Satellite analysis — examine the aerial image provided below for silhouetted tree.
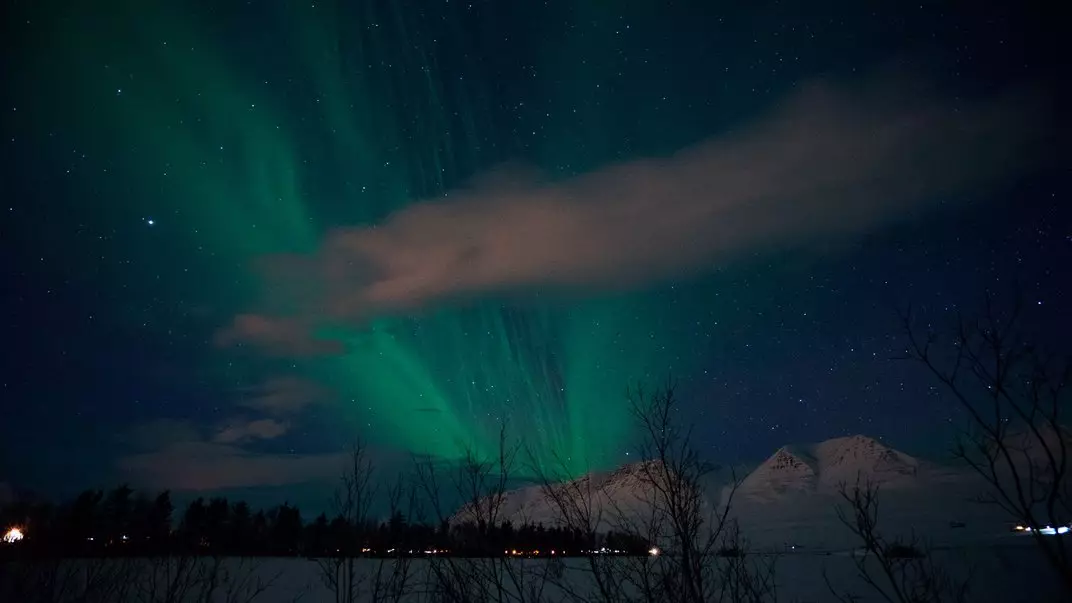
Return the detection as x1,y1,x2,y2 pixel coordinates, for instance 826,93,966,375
206,496,231,552
147,490,173,548
271,503,304,556
825,478,971,603
102,484,133,544
902,294,1072,594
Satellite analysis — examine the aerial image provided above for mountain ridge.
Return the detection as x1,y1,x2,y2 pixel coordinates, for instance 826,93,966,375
451,434,956,527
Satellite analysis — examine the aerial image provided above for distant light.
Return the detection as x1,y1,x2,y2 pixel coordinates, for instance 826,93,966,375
1059,527,1070,535
3,527,24,543
649,546,660,557
146,218,155,226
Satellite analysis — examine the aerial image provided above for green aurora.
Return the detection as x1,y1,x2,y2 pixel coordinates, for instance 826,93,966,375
18,1,724,476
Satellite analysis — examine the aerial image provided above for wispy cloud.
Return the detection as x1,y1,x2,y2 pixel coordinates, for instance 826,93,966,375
212,418,290,444
236,376,331,416
218,72,1050,353
118,419,345,491
117,376,342,490
215,314,342,357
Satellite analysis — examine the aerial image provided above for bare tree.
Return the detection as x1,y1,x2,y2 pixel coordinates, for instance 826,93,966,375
415,424,556,603
1,556,137,603
134,553,287,603
900,294,1071,593
528,448,627,603
627,378,775,603
136,553,204,603
531,378,777,603
318,441,415,603
826,478,971,603
198,556,286,603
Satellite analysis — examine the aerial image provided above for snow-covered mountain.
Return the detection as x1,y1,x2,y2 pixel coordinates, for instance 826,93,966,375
736,435,923,502
448,434,985,547
451,460,669,530
734,446,819,501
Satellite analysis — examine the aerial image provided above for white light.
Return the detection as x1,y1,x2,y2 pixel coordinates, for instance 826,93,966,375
1059,526,1070,535
649,547,660,557
3,527,24,543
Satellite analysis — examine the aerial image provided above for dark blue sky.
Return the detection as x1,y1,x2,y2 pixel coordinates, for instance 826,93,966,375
0,0,1066,506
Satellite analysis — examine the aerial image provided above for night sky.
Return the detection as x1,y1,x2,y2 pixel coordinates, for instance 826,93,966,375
0,1,1066,504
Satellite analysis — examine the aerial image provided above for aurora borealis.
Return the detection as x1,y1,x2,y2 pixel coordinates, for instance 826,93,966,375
1,1,1066,499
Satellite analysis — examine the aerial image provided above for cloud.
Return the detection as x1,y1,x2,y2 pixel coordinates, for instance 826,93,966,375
237,376,331,416
215,314,343,357
221,72,1050,350
122,418,203,448
119,441,345,491
118,420,345,491
212,418,290,444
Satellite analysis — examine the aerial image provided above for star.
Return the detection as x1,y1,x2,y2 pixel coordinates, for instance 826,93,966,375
145,218,155,226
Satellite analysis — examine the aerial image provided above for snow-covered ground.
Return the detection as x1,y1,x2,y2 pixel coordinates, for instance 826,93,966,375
1,544,1059,603
5,435,1061,601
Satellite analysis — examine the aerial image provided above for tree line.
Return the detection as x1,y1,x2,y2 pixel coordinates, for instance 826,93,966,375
0,486,651,559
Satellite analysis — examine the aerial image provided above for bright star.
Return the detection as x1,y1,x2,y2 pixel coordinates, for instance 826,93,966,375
146,218,155,226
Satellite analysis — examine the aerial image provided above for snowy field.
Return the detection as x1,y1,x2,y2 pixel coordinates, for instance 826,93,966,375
1,540,1061,603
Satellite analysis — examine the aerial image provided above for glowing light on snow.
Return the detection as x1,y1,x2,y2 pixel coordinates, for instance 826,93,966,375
3,527,24,543
1018,524,1070,536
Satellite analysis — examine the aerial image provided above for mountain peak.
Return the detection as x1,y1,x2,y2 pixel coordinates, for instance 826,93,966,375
737,435,921,502
813,434,919,485
736,446,819,501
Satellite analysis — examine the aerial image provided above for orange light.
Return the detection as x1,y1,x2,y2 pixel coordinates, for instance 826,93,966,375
3,527,24,543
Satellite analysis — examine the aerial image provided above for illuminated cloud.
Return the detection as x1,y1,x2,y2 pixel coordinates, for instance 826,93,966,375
215,314,343,356
236,376,331,416
213,418,290,444
225,72,1050,343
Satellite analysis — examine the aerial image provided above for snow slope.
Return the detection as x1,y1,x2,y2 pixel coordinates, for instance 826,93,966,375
451,434,1006,549
735,434,925,503
451,460,668,530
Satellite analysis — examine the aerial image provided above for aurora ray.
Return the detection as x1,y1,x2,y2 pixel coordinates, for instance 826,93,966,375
18,0,714,476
